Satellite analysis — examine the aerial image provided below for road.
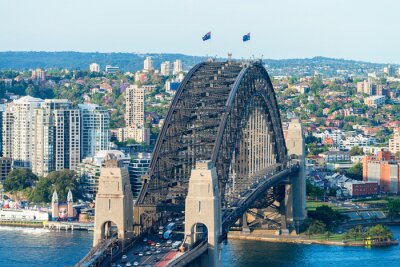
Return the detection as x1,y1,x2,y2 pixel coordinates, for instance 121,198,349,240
111,220,184,267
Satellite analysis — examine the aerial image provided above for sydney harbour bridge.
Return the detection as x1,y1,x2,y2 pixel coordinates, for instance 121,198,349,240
77,60,306,267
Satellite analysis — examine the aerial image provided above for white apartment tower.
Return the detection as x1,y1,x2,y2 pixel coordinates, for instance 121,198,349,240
173,59,183,74
160,61,171,76
89,63,100,73
78,104,110,159
125,85,145,128
32,99,80,177
6,96,44,168
143,57,154,71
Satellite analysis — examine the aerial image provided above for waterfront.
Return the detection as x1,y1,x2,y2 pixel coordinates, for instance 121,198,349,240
0,226,400,266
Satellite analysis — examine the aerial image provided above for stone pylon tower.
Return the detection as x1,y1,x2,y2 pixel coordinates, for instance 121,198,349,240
184,161,222,267
67,190,74,221
51,190,59,221
285,119,307,231
93,156,134,247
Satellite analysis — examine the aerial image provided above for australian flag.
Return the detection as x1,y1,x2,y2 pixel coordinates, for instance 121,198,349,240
202,32,211,41
243,32,251,42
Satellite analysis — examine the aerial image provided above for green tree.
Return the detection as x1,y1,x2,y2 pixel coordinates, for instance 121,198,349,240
29,170,82,203
387,199,400,219
3,169,38,193
349,146,363,156
366,224,392,240
345,163,363,181
307,220,326,235
308,205,346,231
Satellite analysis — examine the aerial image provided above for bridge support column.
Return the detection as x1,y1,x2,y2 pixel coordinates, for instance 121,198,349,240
285,119,307,233
241,213,250,233
93,158,134,247
184,161,222,267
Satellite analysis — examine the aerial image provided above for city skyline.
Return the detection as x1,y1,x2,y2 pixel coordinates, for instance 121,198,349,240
1,0,400,64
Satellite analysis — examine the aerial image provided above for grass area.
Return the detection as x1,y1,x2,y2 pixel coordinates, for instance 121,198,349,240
304,233,365,242
306,200,340,211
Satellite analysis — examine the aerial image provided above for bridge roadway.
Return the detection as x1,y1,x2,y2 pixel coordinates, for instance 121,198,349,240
78,163,299,267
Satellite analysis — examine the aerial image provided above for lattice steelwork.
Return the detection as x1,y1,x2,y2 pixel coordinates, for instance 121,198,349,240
137,61,287,208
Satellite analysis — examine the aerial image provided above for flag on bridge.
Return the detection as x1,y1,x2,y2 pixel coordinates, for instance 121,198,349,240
202,32,211,41
243,32,251,42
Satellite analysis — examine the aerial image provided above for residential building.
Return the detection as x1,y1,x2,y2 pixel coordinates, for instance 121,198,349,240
31,68,46,82
125,127,150,145
78,104,110,159
143,57,153,71
32,99,80,177
89,63,100,73
0,104,4,156
384,65,395,77
160,61,171,76
389,131,400,155
356,80,376,95
166,80,180,94
1,104,13,159
319,150,350,163
105,65,119,74
363,151,400,193
125,85,145,128
0,157,12,184
364,95,385,107
173,59,183,74
7,96,43,168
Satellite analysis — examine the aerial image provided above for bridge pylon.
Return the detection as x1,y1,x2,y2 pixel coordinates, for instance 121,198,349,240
285,119,307,232
184,161,222,267
93,157,134,247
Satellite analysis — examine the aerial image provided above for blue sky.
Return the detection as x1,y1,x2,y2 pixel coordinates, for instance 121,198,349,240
1,0,399,63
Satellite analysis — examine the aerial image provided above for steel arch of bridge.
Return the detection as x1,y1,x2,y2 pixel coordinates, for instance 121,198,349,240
137,60,287,209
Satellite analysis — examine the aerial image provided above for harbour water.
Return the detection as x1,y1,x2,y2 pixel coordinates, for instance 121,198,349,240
0,226,400,267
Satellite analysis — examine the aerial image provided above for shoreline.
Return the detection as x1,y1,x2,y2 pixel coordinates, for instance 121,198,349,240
228,231,399,247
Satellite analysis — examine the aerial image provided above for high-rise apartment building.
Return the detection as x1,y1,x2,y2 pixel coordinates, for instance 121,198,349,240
7,96,43,168
78,104,110,159
0,104,5,156
125,85,145,128
89,63,100,73
32,99,80,177
384,65,395,77
31,68,46,82
143,57,153,71
2,104,14,159
160,61,171,76
173,59,183,74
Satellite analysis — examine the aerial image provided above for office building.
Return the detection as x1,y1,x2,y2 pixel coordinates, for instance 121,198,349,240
79,104,110,159
363,151,400,193
32,99,80,177
105,65,119,74
129,152,151,199
89,63,100,73
143,57,153,71
173,59,183,74
2,104,13,159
